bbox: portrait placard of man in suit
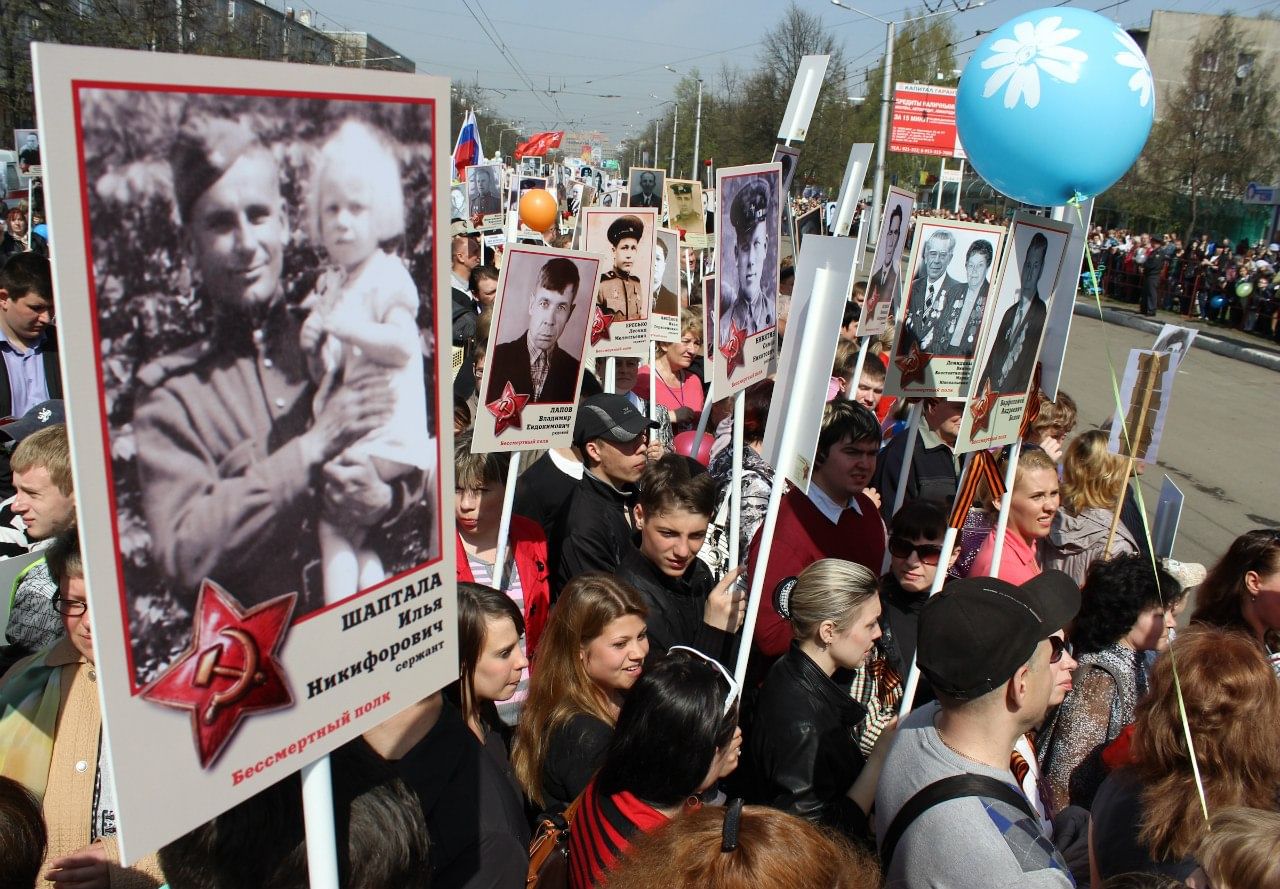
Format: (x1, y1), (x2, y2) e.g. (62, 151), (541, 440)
(486, 256), (584, 404)
(974, 232), (1050, 395)
(897, 229), (964, 357)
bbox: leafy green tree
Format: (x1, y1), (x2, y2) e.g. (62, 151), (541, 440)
(1133, 15), (1279, 242)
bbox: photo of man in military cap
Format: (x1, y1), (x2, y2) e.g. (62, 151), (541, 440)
(597, 214), (645, 321)
(718, 174), (779, 346)
(466, 162), (502, 228)
(665, 178), (704, 235)
(629, 168), (664, 209)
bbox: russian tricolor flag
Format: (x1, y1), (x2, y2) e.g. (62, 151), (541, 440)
(452, 111), (484, 181)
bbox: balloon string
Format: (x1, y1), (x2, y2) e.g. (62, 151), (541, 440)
(1071, 202), (1210, 825)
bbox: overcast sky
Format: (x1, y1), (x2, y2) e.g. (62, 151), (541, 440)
(297, 0), (1266, 140)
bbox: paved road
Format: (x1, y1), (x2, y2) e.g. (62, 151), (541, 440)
(1057, 313), (1280, 570)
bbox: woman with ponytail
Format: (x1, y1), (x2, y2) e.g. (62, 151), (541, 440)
(740, 559), (896, 844)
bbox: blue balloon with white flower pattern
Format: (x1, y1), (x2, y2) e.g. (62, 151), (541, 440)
(955, 7), (1155, 206)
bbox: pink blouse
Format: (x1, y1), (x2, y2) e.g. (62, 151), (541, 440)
(969, 526), (1042, 585)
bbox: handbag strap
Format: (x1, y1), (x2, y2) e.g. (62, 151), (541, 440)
(881, 774), (1037, 873)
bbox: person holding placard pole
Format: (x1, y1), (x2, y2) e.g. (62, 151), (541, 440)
(616, 455), (744, 667)
(635, 309), (704, 433)
(871, 398), (962, 520)
(970, 448), (1061, 584)
(741, 400), (886, 680)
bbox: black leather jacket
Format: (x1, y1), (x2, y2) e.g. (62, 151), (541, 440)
(742, 644), (871, 841)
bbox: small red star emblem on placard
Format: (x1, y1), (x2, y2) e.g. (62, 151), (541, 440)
(720, 320), (747, 375)
(142, 581), (295, 768)
(894, 342), (932, 387)
(590, 305), (612, 345)
(970, 379), (998, 436)
(677, 227), (687, 240)
(487, 381), (529, 435)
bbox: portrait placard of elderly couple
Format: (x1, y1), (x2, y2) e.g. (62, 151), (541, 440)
(34, 44), (457, 855)
(885, 217), (1008, 399)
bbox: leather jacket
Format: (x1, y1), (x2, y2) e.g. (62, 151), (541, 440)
(742, 644), (871, 840)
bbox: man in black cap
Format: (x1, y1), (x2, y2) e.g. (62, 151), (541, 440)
(131, 114), (415, 618)
(597, 215), (644, 321)
(718, 179), (775, 346)
(552, 393), (657, 592)
(873, 571), (1080, 888)
(485, 256), (582, 404)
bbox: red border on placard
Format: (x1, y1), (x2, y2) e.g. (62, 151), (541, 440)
(69, 79), (445, 694)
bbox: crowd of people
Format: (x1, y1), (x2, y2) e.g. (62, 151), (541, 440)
(1084, 228), (1280, 338)
(0, 147), (1278, 889)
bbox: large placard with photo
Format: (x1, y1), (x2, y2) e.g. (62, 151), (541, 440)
(651, 228), (682, 342)
(33, 43), (456, 861)
(472, 244), (601, 453)
(954, 212), (1073, 452)
(713, 163), (782, 398)
(581, 206), (658, 358)
(885, 217), (1007, 398)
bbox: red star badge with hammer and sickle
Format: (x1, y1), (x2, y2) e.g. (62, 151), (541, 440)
(589, 305), (613, 345)
(894, 342), (932, 387)
(142, 581), (295, 768)
(719, 320), (747, 375)
(970, 378), (998, 436)
(486, 381), (530, 435)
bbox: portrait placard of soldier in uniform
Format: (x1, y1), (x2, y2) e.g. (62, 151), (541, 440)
(713, 162), (781, 398)
(664, 178), (704, 238)
(581, 206), (658, 357)
(32, 43), (456, 860)
(465, 162), (504, 230)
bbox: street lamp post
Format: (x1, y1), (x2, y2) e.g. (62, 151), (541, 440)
(829, 0), (980, 243)
(664, 66), (702, 179)
(650, 95), (678, 176)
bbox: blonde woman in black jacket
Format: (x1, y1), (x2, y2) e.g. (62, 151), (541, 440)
(742, 559), (897, 844)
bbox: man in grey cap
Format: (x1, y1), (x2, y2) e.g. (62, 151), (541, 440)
(552, 393), (657, 592)
(874, 571), (1080, 888)
(131, 114), (417, 618)
(597, 215), (645, 321)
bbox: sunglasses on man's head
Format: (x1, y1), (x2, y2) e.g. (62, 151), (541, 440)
(887, 536), (944, 566)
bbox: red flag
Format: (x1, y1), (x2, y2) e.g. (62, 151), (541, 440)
(515, 131), (564, 159)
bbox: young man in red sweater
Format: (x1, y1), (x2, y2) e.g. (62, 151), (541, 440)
(747, 400), (887, 666)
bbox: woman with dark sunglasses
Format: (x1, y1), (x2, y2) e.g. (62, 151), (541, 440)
(862, 500), (958, 738)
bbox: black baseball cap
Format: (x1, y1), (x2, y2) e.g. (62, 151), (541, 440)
(917, 571), (1080, 700)
(574, 394), (658, 447)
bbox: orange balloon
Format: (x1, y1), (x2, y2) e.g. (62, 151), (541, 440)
(519, 188), (559, 232)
